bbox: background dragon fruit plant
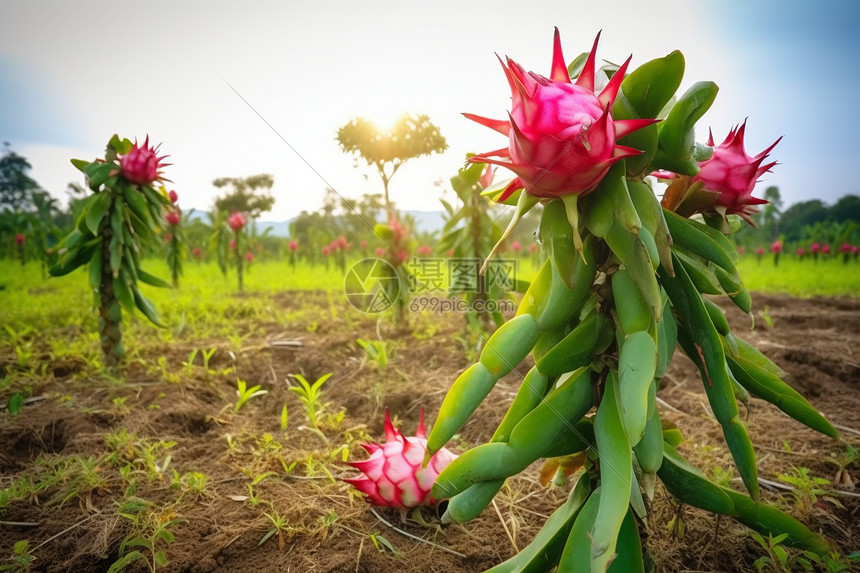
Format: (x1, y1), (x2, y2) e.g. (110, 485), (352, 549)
(164, 193), (184, 287)
(228, 211), (248, 292)
(424, 29), (836, 572)
(438, 160), (514, 336)
(50, 135), (172, 369)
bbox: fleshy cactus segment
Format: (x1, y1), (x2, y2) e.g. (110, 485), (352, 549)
(345, 410), (457, 509)
(119, 136), (169, 186)
(465, 29), (656, 201)
(695, 120), (781, 224)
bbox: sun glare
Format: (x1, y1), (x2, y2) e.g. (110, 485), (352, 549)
(365, 106), (406, 133)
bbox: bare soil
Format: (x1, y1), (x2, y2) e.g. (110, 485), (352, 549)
(1, 291), (858, 572)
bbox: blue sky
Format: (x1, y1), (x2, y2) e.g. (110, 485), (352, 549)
(1, 0), (857, 220)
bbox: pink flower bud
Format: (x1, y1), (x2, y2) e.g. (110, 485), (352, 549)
(228, 212), (247, 232)
(417, 245), (432, 256)
(166, 211), (181, 226)
(375, 247), (385, 257)
(511, 241), (522, 252)
(770, 240), (782, 254)
(119, 136), (169, 186)
(289, 240), (298, 252)
(822, 244), (831, 255)
(168, 189), (179, 203)
(323, 246), (330, 256)
(245, 252), (254, 262)
(229, 239), (236, 250)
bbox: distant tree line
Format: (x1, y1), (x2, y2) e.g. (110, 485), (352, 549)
(734, 186), (860, 248)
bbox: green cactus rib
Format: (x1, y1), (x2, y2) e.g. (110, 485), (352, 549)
(428, 200), (598, 458)
(432, 368), (594, 500)
(589, 372), (633, 573)
(659, 256), (759, 500)
(726, 355), (837, 438)
(484, 477), (592, 573)
(442, 367), (551, 523)
(658, 443), (832, 556)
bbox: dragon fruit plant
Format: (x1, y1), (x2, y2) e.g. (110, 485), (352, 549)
(424, 29), (836, 572)
(50, 135), (172, 368)
(14, 232), (25, 266)
(164, 197), (184, 287)
(438, 160), (514, 334)
(346, 409), (457, 510)
(227, 211), (247, 291)
(771, 239), (783, 266)
(374, 214), (415, 324)
(288, 239), (298, 271)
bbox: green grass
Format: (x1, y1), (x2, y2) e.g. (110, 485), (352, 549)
(736, 254), (860, 297)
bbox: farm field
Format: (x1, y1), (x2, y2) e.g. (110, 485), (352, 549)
(1, 258), (859, 573)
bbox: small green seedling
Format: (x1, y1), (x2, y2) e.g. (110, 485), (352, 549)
(287, 373), (331, 431)
(259, 511), (291, 549)
(234, 379), (268, 413)
(357, 338), (388, 369)
(777, 466), (834, 516)
(0, 539), (35, 572)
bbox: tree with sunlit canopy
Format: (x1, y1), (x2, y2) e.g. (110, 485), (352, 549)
(336, 113), (447, 215)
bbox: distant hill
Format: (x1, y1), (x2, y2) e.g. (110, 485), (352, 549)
(188, 209), (447, 237)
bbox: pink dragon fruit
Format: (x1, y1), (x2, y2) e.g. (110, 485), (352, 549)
(168, 189), (179, 203)
(511, 240), (522, 252)
(417, 245), (432, 256)
(465, 29), (656, 201)
(14, 233), (25, 246)
(345, 410), (457, 509)
(119, 136), (169, 186)
(694, 120), (781, 224)
(165, 211), (181, 226)
(227, 212), (246, 232)
(288, 240), (298, 252)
